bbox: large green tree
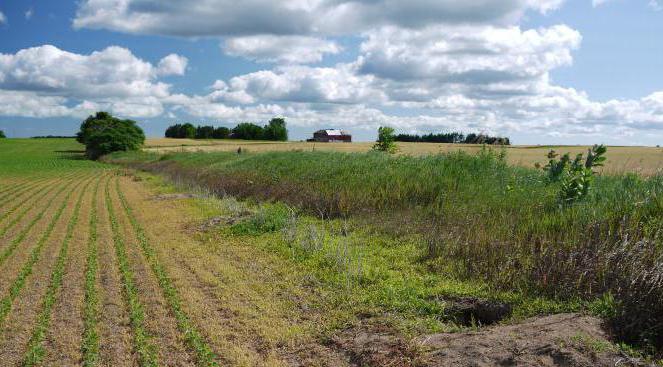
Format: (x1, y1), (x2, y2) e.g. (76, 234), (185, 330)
(195, 125), (215, 139)
(77, 112), (145, 160)
(212, 126), (230, 139)
(232, 122), (264, 140)
(0, 130), (5, 138)
(263, 117), (288, 141)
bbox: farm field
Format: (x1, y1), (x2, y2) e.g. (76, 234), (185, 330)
(145, 138), (663, 176)
(1, 138), (662, 366)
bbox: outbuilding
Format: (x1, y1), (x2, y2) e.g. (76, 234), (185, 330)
(309, 129), (352, 142)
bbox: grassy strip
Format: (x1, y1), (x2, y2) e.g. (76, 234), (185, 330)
(0, 177), (78, 268)
(0, 171), (80, 232)
(115, 179), (219, 367)
(105, 176), (159, 367)
(80, 175), (104, 367)
(0, 176), (87, 326)
(21, 175), (93, 366)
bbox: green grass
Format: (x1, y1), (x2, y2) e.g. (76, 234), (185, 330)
(110, 148), (663, 351)
(22, 176), (93, 366)
(105, 177), (159, 367)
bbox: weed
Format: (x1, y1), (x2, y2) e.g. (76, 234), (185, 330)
(230, 203), (291, 235)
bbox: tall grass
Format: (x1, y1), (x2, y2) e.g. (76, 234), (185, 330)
(108, 148), (663, 350)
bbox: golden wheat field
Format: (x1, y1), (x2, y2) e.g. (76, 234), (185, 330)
(145, 138), (663, 176)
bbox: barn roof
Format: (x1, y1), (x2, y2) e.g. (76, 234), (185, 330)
(317, 129), (351, 136)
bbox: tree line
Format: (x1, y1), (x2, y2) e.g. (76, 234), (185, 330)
(394, 132), (510, 145)
(165, 117), (288, 141)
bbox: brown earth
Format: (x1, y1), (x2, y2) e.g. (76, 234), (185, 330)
(330, 314), (647, 367)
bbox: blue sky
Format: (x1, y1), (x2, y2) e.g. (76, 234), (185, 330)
(0, 0), (662, 144)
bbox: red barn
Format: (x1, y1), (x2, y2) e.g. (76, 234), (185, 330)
(310, 129), (352, 142)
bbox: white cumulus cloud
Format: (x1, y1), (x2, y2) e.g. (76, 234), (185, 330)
(0, 45), (182, 118)
(223, 35), (341, 64)
(157, 54), (188, 76)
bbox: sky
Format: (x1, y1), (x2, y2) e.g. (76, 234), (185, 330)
(0, 0), (662, 144)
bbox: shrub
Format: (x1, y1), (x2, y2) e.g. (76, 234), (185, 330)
(373, 126), (397, 153)
(543, 145), (607, 204)
(77, 112), (145, 160)
(0, 130), (5, 138)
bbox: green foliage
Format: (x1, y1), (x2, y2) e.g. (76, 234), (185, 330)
(230, 204), (290, 235)
(0, 130), (6, 138)
(212, 126), (230, 139)
(77, 112), (145, 160)
(397, 132), (510, 145)
(195, 125), (215, 139)
(165, 117), (288, 141)
(262, 117), (288, 141)
(543, 145), (608, 204)
(232, 122), (264, 140)
(373, 126), (397, 153)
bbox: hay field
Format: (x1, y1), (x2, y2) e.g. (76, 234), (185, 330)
(145, 138), (663, 176)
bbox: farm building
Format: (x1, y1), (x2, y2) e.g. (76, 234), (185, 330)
(309, 129), (352, 142)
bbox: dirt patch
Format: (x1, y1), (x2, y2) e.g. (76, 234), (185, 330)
(329, 314), (652, 367)
(444, 296), (513, 326)
(417, 313), (647, 367)
(330, 320), (427, 367)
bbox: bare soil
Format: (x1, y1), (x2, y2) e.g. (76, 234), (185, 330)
(331, 313), (646, 367)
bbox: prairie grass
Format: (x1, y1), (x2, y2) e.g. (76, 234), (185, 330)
(109, 148), (663, 351)
(144, 138), (663, 176)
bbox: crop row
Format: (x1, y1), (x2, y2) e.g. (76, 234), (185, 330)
(22, 174), (95, 366)
(0, 175), (89, 327)
(105, 176), (159, 367)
